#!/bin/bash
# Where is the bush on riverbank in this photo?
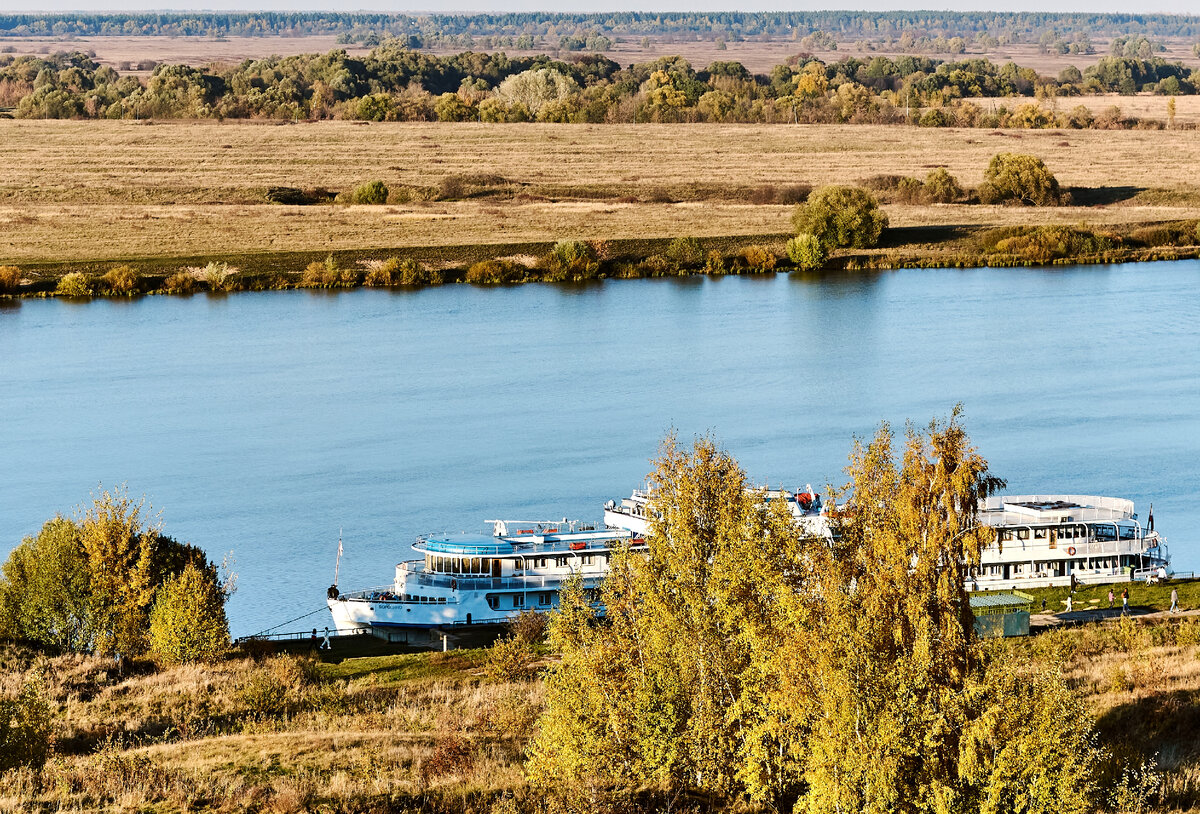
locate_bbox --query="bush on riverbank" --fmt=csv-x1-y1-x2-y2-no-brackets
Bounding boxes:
0,265,21,295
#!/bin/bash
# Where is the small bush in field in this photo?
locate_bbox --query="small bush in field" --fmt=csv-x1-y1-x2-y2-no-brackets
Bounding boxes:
666,236,704,268
0,265,21,294
368,257,445,286
0,673,53,772
786,233,827,270
484,636,535,682
924,168,964,203
507,609,548,646
541,240,600,281
349,180,389,205
162,271,196,294
101,265,140,295
741,244,778,272
978,153,1064,206
55,272,92,297
421,732,475,782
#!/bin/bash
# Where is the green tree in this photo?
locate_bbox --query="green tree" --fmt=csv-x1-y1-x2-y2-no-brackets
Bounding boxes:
792,185,888,249
0,517,93,651
978,152,1064,206
148,560,229,665
79,487,159,657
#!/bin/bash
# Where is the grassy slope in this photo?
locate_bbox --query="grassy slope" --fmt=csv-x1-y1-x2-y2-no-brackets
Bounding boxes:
4,584,1200,813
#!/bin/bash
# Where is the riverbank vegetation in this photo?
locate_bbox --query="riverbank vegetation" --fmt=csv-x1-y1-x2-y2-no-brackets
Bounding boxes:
4,419,1200,812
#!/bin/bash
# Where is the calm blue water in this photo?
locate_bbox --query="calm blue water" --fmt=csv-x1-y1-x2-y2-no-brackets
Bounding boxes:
2,262,1198,637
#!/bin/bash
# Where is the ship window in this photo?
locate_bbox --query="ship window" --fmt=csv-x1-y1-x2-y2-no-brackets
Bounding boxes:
481,558,490,574
1095,525,1117,541
471,557,480,573
1017,529,1029,540
487,596,498,610
999,529,1012,541
438,597,446,604
513,594,524,608
426,554,433,570
1120,526,1136,540
539,592,551,606
1034,528,1047,539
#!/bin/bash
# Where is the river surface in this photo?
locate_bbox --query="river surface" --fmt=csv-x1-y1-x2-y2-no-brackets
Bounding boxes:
2,261,1199,637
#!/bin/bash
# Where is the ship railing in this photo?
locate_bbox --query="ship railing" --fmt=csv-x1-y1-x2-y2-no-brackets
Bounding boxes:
404,572,604,591
236,628,372,644
987,538,1160,559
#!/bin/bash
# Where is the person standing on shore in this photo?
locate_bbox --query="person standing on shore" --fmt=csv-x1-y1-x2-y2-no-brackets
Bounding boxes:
1171,587,1179,613
1108,589,1114,609
1122,589,1129,613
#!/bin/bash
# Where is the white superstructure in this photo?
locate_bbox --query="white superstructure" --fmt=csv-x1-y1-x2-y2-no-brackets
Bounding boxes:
328,520,643,631
603,487,1170,591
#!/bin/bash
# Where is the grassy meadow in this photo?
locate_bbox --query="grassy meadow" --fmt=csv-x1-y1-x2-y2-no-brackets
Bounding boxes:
1,120,1199,272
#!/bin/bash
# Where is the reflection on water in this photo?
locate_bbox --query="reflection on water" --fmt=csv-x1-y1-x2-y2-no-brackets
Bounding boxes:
2,261,1198,636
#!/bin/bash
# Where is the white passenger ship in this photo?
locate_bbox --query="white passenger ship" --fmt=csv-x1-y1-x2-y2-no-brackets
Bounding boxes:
605,487,1170,591
328,520,643,632
330,490,1168,633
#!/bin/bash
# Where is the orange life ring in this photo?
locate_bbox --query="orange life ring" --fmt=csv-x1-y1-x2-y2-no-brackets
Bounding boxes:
1067,546,1076,556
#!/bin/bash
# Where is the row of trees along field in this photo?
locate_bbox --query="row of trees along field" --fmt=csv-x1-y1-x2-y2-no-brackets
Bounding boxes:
0,487,231,665
3,11,1200,40
2,45,1197,123
527,412,1115,812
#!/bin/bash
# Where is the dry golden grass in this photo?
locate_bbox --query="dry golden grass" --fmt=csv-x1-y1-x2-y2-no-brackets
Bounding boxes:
1,120,1198,267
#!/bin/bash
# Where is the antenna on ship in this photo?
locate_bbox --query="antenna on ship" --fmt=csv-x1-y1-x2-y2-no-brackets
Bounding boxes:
334,528,343,587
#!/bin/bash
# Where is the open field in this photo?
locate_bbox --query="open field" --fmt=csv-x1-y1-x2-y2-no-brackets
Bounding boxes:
2,120,1199,270
4,34,1199,77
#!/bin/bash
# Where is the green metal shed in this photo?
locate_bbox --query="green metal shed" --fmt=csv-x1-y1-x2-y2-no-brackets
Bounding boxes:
970,591,1035,638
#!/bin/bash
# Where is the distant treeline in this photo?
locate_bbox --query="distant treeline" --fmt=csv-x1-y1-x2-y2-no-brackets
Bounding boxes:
2,11,1200,43
1,45,1196,127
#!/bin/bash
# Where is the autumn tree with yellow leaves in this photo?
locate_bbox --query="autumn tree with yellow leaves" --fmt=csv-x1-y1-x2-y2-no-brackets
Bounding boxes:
530,411,1102,813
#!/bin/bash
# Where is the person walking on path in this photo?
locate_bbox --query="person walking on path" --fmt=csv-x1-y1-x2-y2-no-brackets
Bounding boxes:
1066,595,1074,613
1122,588,1129,613
1171,588,1179,613
1108,589,1114,609
320,626,333,650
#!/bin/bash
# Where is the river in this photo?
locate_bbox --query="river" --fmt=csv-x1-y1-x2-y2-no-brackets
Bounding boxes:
2,261,1198,637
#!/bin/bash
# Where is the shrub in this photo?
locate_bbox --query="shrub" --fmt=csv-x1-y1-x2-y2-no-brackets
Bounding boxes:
792,185,888,249
162,271,196,294
101,265,140,295
978,225,1118,263
507,609,549,646
147,561,229,666
0,265,21,294
924,168,964,203
0,673,53,772
465,259,526,285
485,636,535,682
349,180,388,205
302,257,358,288
740,245,778,272
978,153,1064,206
367,257,444,286
55,272,92,297
541,240,600,281
703,250,727,274
786,233,828,270
665,236,704,268
202,262,234,291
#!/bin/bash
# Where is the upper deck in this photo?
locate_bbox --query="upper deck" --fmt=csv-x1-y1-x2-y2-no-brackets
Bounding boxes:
415,520,638,557
978,495,1138,528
